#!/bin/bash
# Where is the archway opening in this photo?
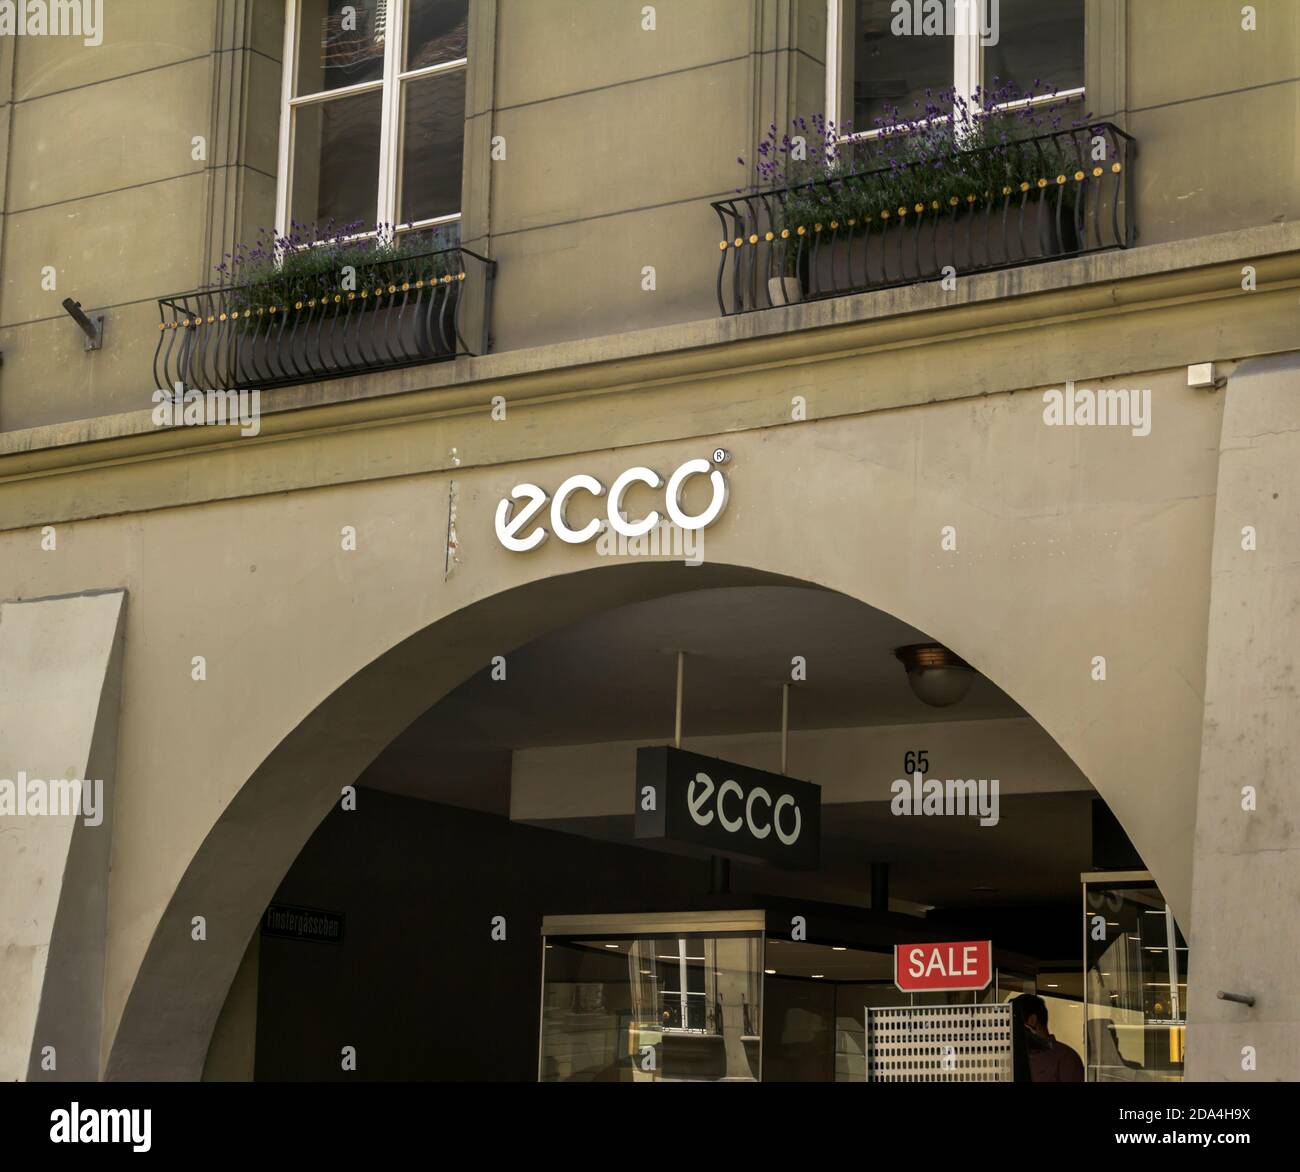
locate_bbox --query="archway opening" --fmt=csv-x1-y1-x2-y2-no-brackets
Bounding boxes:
223,576,1182,1083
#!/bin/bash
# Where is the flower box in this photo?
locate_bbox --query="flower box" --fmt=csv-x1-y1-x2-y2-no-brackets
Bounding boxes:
155,247,494,392
804,197,1078,298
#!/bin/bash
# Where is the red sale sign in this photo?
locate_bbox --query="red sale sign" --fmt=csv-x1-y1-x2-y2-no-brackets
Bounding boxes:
894,941,992,993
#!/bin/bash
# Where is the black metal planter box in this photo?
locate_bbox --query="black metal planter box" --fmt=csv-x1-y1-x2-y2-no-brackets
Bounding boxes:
155,246,495,392
801,198,1076,301
714,123,1134,314
238,283,460,385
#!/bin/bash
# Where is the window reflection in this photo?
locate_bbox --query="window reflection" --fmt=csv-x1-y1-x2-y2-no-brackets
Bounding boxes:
1083,880,1187,1081
290,90,383,226
399,69,466,223
540,932,763,1082
296,0,386,95
405,0,468,71
851,0,952,131
984,0,1085,95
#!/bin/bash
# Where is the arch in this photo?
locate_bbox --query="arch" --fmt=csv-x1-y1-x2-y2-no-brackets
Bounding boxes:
105,561,788,1078
105,545,1161,1080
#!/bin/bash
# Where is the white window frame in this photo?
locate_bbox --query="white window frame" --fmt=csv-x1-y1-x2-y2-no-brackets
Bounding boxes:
656,940,709,1035
276,0,466,239
825,0,1085,143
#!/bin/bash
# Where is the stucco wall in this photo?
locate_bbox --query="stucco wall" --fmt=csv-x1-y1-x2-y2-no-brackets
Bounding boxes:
0,361,1224,1076
1187,356,1300,1081
2,0,1297,431
0,0,280,432
0,589,125,1081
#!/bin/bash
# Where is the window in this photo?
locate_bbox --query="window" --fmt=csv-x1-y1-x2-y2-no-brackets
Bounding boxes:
654,938,709,1032
1082,878,1188,1081
277,0,467,236
827,0,1084,135
538,927,765,1082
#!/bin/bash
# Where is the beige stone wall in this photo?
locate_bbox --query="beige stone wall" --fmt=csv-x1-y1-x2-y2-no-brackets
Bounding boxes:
0,589,126,1082
0,0,1298,1083
0,350,1227,1075
2,1,1296,432
1121,0,1300,245
1187,356,1300,1081
0,230,1295,1078
482,0,804,352
201,932,258,1081
0,0,282,432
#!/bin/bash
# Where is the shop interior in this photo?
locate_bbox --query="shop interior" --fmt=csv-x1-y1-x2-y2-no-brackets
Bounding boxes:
250,583,1187,1082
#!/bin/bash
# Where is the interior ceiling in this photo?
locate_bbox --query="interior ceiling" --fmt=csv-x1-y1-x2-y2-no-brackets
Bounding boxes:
519,790,1093,912
373,584,1024,764
356,584,1091,915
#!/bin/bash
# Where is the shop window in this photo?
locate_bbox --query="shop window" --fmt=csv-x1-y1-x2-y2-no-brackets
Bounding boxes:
1083,876,1188,1081
278,0,467,236
828,0,1085,134
540,929,764,1082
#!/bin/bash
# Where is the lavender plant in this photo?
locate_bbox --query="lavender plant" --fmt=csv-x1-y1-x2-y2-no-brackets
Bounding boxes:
215,220,460,316
738,83,1098,245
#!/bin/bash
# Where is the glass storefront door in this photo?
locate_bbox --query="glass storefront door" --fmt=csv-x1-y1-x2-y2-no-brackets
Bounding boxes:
1082,873,1188,1081
540,911,1083,1082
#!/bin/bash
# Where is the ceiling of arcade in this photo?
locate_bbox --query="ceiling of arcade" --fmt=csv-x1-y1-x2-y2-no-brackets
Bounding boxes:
351,584,1097,914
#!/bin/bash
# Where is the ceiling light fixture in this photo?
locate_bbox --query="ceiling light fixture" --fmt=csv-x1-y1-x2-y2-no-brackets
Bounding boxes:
894,643,976,708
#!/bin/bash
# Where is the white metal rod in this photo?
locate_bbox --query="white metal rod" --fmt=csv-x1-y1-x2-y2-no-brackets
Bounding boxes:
674,651,684,749
781,683,790,774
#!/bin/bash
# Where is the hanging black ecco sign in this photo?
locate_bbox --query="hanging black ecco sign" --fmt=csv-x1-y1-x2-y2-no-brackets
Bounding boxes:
634,746,820,870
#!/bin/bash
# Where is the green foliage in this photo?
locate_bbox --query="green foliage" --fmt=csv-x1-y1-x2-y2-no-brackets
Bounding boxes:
216,222,460,317
740,87,1094,253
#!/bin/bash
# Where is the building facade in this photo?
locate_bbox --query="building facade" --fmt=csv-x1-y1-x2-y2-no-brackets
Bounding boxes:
1,0,1298,1082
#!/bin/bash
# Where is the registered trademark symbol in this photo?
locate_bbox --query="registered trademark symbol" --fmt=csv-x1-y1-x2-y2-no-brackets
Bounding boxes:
712,448,729,465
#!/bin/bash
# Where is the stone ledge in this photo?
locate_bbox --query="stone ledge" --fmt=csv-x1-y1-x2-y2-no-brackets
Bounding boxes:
2,221,1298,471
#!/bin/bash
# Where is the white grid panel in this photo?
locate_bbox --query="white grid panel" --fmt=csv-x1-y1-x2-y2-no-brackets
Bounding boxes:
866,1004,1013,1082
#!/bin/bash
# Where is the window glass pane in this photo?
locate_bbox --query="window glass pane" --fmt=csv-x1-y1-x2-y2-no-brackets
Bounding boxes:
1083,881,1187,1081
291,91,382,229
399,68,466,223
405,0,468,71
396,222,460,253
984,0,1084,97
851,0,953,131
540,933,763,1082
296,0,387,95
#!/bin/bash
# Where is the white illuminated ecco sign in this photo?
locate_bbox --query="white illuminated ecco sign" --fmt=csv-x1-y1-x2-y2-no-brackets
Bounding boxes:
493,455,729,552
633,745,820,869
687,770,802,846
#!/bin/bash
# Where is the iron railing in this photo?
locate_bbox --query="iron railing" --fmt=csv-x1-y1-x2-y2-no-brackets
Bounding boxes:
154,246,495,392
712,123,1135,315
